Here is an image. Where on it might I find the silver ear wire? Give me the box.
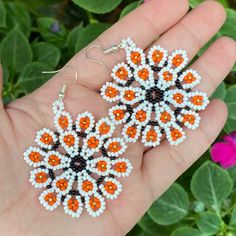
[86,44,121,71]
[42,65,78,97]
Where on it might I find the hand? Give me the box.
[0,0,235,235]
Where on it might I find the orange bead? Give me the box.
[104,181,117,194]
[108,141,121,153]
[135,110,147,122]
[160,111,172,123]
[115,67,128,80]
[82,180,93,192]
[63,134,75,147]
[138,68,149,80]
[171,128,182,141]
[97,161,107,172]
[79,117,90,130]
[173,93,184,104]
[89,196,101,211]
[152,50,163,63]
[163,71,173,81]
[191,95,203,106]
[105,86,119,98]
[124,90,136,101]
[172,54,184,67]
[87,136,99,148]
[68,198,79,212]
[44,193,57,206]
[58,115,69,129]
[99,122,110,135]
[29,151,41,163]
[48,154,61,166]
[115,162,127,173]
[56,179,68,191]
[146,130,157,142]
[40,133,53,145]
[130,51,141,64]
[183,114,196,125]
[35,172,48,183]
[113,109,125,121]
[126,126,137,138]
[183,72,196,84]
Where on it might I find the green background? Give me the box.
[0,0,235,235]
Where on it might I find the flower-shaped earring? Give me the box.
[93,38,209,147]
[23,67,133,218]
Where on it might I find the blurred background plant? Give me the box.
[0,0,235,235]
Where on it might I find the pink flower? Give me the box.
[211,131,236,169]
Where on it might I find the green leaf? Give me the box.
[0,1,6,28]
[191,200,205,213]
[148,183,189,225]
[196,212,221,235]
[211,82,226,100]
[18,62,53,93]
[224,117,236,134]
[171,227,202,236]
[72,0,122,14]
[32,42,61,68]
[227,102,236,120]
[230,205,236,227]
[66,25,83,53]
[75,23,110,52]
[191,161,233,212]
[5,2,31,37]
[0,28,32,74]
[37,17,67,48]
[227,166,236,187]
[220,9,236,40]
[138,213,173,235]
[189,0,228,8]
[225,85,236,103]
[120,1,140,19]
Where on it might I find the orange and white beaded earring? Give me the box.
[88,38,209,147]
[23,67,133,218]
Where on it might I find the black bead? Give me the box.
[61,196,66,202]
[46,185,52,189]
[176,121,182,126]
[161,129,165,134]
[186,88,191,93]
[42,148,47,152]
[72,124,76,130]
[146,58,149,64]
[164,61,168,66]
[109,174,115,178]
[98,190,103,195]
[177,71,183,76]
[165,101,170,105]
[54,131,60,136]
[141,127,145,132]
[118,102,123,106]
[63,167,69,171]
[185,106,190,111]
[130,67,134,72]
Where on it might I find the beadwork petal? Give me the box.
[87,156,111,176]
[104,138,127,157]
[155,104,176,128]
[167,49,188,72]
[120,87,145,105]
[39,189,61,211]
[75,112,95,134]
[122,121,141,143]
[54,111,73,132]
[165,124,186,145]
[78,173,98,197]
[157,67,178,89]
[187,91,209,111]
[95,117,115,139]
[85,193,106,217]
[99,177,122,200]
[133,65,154,86]
[24,146,46,167]
[148,45,168,67]
[111,62,132,85]
[109,105,130,125]
[179,69,201,89]
[35,128,57,149]
[110,158,133,177]
[63,195,83,218]
[100,82,121,103]
[166,89,188,108]
[30,168,51,188]
[177,109,201,130]
[59,130,79,155]
[141,125,162,147]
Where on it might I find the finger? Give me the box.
[150,0,226,61]
[142,99,227,199]
[191,36,236,95]
[66,0,189,91]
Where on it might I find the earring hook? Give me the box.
[86,44,120,71]
[42,65,78,98]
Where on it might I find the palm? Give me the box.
[0,0,235,235]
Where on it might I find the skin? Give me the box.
[0,0,235,235]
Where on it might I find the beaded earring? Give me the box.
[23,67,133,218]
[88,38,209,147]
